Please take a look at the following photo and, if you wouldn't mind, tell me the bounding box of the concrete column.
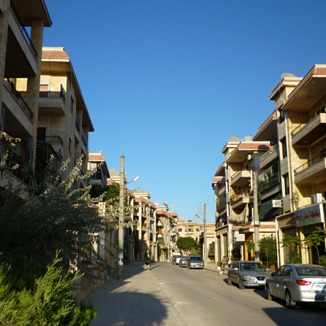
[0,0,10,109]
[26,19,44,169]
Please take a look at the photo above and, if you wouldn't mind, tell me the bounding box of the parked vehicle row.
[228,261,326,308]
[172,255,204,269]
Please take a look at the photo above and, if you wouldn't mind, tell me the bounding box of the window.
[283,173,289,195]
[280,138,287,159]
[70,96,74,115]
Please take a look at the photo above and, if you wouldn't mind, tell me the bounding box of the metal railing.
[294,154,326,175]
[4,79,33,119]
[291,110,325,137]
[258,173,280,193]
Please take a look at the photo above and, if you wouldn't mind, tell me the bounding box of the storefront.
[276,203,326,265]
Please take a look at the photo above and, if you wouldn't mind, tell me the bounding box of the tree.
[259,236,277,268]
[303,227,326,265]
[176,237,199,255]
[245,240,255,260]
[0,155,105,288]
[282,235,302,263]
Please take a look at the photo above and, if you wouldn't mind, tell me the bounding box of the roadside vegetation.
[0,131,124,325]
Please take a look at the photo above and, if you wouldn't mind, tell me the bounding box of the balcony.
[39,86,66,115]
[259,145,279,169]
[258,199,282,221]
[294,154,326,185]
[230,170,250,187]
[230,190,252,209]
[2,82,34,138]
[5,7,38,77]
[258,172,280,193]
[291,112,326,146]
[217,192,226,211]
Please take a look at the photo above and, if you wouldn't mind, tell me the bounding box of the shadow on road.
[90,262,168,326]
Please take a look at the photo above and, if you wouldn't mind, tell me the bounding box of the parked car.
[187,256,204,269]
[179,256,188,268]
[172,255,181,265]
[228,261,270,289]
[265,264,326,308]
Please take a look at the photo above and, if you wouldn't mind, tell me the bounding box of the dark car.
[228,261,270,289]
[179,256,188,268]
[187,256,204,269]
[266,264,326,308]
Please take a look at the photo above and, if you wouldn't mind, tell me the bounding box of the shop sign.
[294,203,324,227]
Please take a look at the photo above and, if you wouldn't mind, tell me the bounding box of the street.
[90,262,326,326]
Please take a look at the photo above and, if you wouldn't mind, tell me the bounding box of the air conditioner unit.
[272,199,283,208]
[311,193,323,204]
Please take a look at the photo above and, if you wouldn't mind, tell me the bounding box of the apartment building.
[213,137,274,262]
[269,66,326,265]
[36,47,94,182]
[0,0,51,197]
[213,65,326,267]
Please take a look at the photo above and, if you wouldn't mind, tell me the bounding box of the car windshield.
[295,266,326,276]
[190,257,202,261]
[240,263,264,271]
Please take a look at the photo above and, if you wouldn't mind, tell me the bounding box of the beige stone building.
[37,47,94,182]
[213,65,326,267]
[269,66,326,265]
[0,0,51,197]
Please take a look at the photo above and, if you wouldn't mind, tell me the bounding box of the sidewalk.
[89,262,185,326]
[205,263,227,275]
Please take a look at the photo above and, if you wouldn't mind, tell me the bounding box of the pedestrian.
[145,256,151,270]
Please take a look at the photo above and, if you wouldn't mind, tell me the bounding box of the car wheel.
[266,285,273,301]
[227,276,232,286]
[238,279,245,290]
[285,290,296,308]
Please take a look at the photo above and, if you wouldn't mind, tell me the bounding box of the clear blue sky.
[44,0,326,223]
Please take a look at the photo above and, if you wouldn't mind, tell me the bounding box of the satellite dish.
[228,136,240,142]
[281,72,297,78]
[243,136,252,141]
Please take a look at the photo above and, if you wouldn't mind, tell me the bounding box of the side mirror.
[234,267,238,271]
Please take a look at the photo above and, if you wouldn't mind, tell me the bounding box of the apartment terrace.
[294,154,326,185]
[291,109,326,146]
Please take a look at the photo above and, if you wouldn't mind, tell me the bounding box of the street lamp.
[195,203,207,267]
[118,155,140,278]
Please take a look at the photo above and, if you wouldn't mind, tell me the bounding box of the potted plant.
[216,261,222,271]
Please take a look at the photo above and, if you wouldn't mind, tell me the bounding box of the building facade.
[0,0,51,197]
[213,66,326,267]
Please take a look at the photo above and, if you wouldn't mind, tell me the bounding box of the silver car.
[187,256,204,269]
[266,264,326,308]
[228,261,270,289]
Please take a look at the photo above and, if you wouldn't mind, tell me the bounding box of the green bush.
[0,253,96,325]
[320,255,326,267]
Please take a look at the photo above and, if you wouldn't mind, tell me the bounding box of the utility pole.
[118,155,125,278]
[203,203,207,267]
[253,170,260,261]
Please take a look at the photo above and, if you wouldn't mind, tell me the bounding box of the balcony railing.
[258,173,280,193]
[258,199,282,221]
[294,153,326,175]
[230,189,251,204]
[4,79,33,120]
[291,108,326,137]
[10,3,37,57]
[217,193,226,210]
